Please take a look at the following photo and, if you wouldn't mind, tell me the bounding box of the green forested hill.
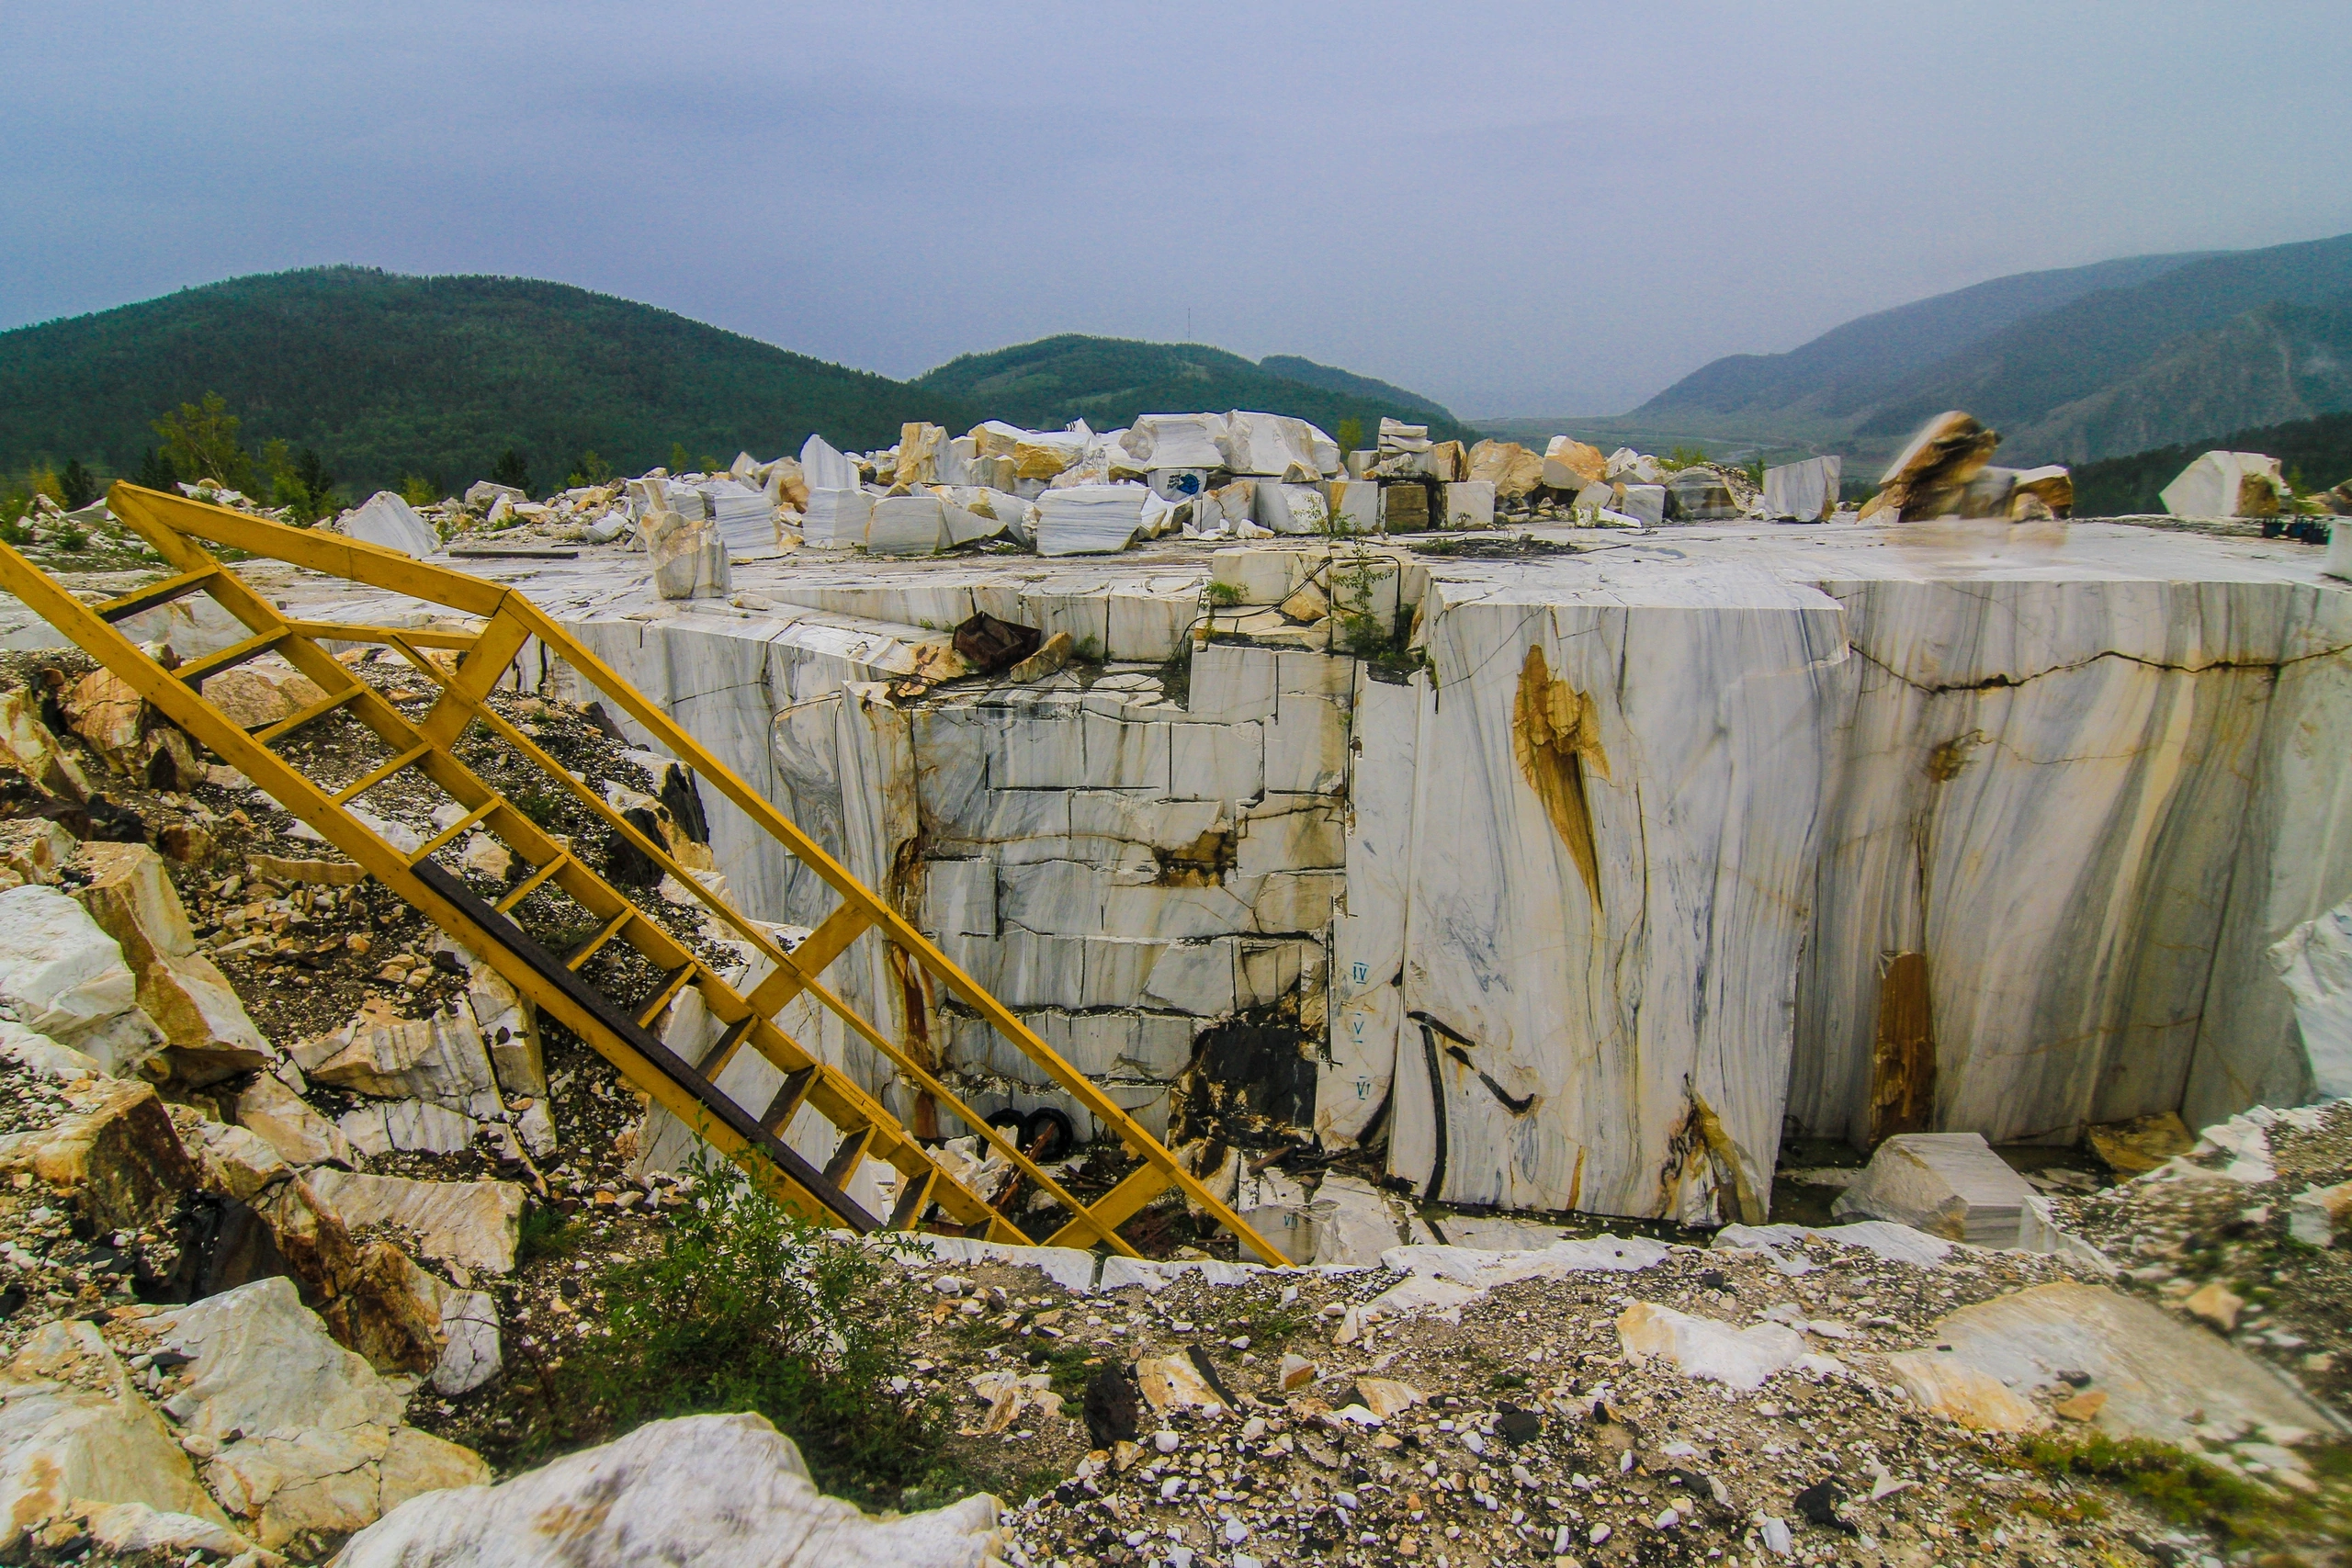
[914,334,1476,445]
[0,266,979,494]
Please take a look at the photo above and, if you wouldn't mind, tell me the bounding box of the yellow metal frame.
[0,484,1282,1263]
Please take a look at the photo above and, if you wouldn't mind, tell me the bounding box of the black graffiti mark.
[1409,1010,1536,1114]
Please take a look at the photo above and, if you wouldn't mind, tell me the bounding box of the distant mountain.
[1255,355,1455,422]
[1640,251,2212,423]
[2069,411,2352,517]
[1633,233,2352,467]
[0,266,978,494]
[914,335,1476,445]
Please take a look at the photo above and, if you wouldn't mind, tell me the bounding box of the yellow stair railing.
[0,483,1282,1264]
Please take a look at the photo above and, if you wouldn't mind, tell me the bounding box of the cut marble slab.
[1124,413,1227,471]
[2161,450,2284,519]
[798,432,859,491]
[866,494,948,557]
[1763,457,1841,522]
[1035,486,1145,557]
[800,487,872,548]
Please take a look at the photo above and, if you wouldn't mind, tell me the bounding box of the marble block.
[339,491,437,558]
[867,494,948,556]
[799,432,859,491]
[1035,485,1145,557]
[1442,480,1496,530]
[1221,412,1338,479]
[699,479,780,556]
[1125,413,1227,471]
[800,487,872,548]
[1831,1133,2033,1247]
[1617,483,1668,527]
[1325,479,1380,534]
[1253,482,1330,536]
[2160,451,2286,519]
[1763,457,1840,522]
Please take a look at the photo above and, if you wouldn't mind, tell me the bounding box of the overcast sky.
[7,2,2348,417]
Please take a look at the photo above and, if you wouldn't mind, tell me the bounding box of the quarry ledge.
[6,513,2346,1231]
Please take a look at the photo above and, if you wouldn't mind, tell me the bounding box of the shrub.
[2016,1430,2312,1549]
[557,1151,943,1505]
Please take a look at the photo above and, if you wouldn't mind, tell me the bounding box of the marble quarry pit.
[19,515,2349,1228]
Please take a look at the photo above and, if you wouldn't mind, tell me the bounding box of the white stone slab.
[338,491,438,558]
[1763,457,1841,522]
[866,494,948,557]
[1035,484,1145,556]
[799,487,871,548]
[1832,1133,2034,1246]
[1441,480,1496,530]
[2160,450,2284,518]
[798,432,859,491]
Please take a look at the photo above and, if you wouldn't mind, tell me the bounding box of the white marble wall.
[526,531,2352,1225]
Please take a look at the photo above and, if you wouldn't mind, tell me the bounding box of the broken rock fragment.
[0,1319,232,1552]
[337,491,439,558]
[0,885,164,1074]
[334,1412,1003,1568]
[1859,411,2001,521]
[1831,1132,2033,1246]
[1615,1302,1807,1392]
[2161,450,2287,519]
[71,841,271,1084]
[128,1276,490,1551]
[306,1168,524,1274]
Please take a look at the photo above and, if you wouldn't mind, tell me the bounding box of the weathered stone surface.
[130,1278,489,1550]
[338,491,438,558]
[334,1412,1003,1568]
[62,671,144,763]
[237,1069,356,1168]
[1541,436,1607,491]
[0,1320,229,1551]
[1832,1133,2033,1246]
[339,1099,476,1156]
[646,509,730,599]
[2268,893,2352,1098]
[173,1109,443,1374]
[202,658,327,732]
[1882,1351,2047,1432]
[1308,1173,1404,1266]
[0,689,89,800]
[296,997,499,1115]
[306,1169,524,1274]
[2161,450,2287,519]
[1035,485,1145,557]
[0,1075,197,1232]
[82,1500,262,1561]
[433,1290,501,1397]
[72,841,269,1084]
[1763,457,1841,522]
[0,818,76,889]
[1859,411,2000,522]
[1466,439,1544,499]
[1918,1280,2332,1446]
[1616,1302,1807,1391]
[0,885,163,1073]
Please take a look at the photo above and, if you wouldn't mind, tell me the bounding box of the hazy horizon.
[8,2,2348,419]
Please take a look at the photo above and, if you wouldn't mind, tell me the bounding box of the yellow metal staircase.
[0,484,1283,1264]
